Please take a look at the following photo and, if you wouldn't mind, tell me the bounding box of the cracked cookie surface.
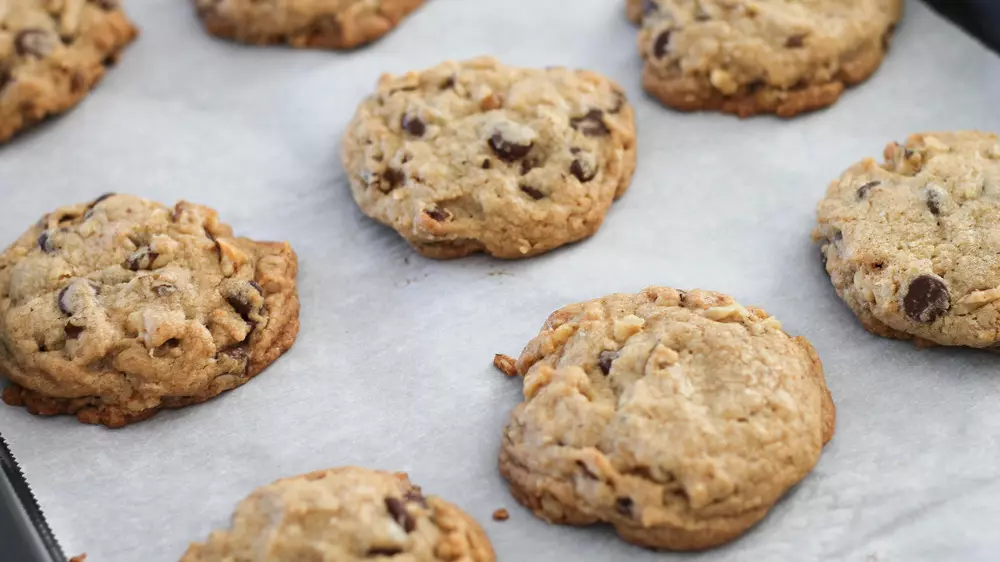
[815,131,1000,348]
[341,56,637,259]
[0,194,299,427]
[637,0,902,117]
[193,0,424,49]
[180,466,496,562]
[499,287,835,550]
[0,0,137,142]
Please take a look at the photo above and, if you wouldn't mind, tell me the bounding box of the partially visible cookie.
[341,56,637,259]
[815,131,1000,348]
[0,0,138,143]
[0,194,299,427]
[499,287,835,550]
[638,0,902,118]
[626,0,651,23]
[193,0,425,50]
[180,466,496,562]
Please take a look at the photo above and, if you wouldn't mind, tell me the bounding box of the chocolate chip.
[376,168,405,193]
[425,207,449,222]
[904,275,950,323]
[856,180,881,199]
[125,249,159,271]
[221,345,248,362]
[481,159,492,169]
[570,109,610,137]
[616,497,634,517]
[154,284,176,297]
[520,186,545,200]
[227,295,254,322]
[598,350,618,375]
[401,114,426,137]
[64,324,84,339]
[441,76,455,90]
[385,497,415,533]
[249,280,263,295]
[653,30,671,58]
[367,547,403,556]
[609,92,627,114]
[520,159,536,176]
[0,70,10,92]
[785,34,806,48]
[488,132,533,162]
[926,191,942,215]
[15,29,55,58]
[747,79,766,94]
[57,286,73,315]
[37,231,53,253]
[570,159,597,183]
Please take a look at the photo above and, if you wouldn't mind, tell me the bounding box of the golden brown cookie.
[0,0,138,143]
[0,194,299,427]
[499,287,835,550]
[341,56,637,259]
[180,467,496,562]
[815,131,1000,348]
[638,0,902,118]
[193,0,425,50]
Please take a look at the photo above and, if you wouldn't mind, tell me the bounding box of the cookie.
[341,56,637,259]
[194,0,425,50]
[180,466,496,562]
[626,0,652,23]
[638,0,902,118]
[815,131,1000,348]
[499,287,835,550]
[0,194,299,427]
[0,0,137,143]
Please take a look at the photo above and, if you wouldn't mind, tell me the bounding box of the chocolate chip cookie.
[193,0,424,50]
[499,287,835,550]
[341,56,637,259]
[0,0,137,143]
[180,466,496,562]
[0,194,299,427]
[638,0,902,118]
[815,131,1000,348]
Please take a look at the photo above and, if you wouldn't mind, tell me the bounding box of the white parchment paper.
[1,1,1000,560]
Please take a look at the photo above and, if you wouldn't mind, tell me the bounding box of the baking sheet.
[1,1,999,560]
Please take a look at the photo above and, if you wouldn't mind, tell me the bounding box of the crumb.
[488,270,511,277]
[492,508,509,521]
[69,555,87,562]
[493,354,518,377]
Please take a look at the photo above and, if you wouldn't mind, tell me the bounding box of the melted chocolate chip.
[609,92,627,114]
[385,497,415,533]
[616,497,634,517]
[37,231,53,253]
[598,350,618,375]
[481,159,492,169]
[653,30,672,58]
[520,159,536,176]
[15,29,54,58]
[367,547,403,556]
[64,324,84,339]
[227,295,254,322]
[488,132,533,162]
[904,275,950,323]
[57,286,73,315]
[570,109,610,137]
[249,280,263,295]
[785,34,806,48]
[378,168,405,193]
[400,114,426,137]
[856,180,881,200]
[125,250,159,271]
[441,76,456,90]
[425,207,449,222]
[221,345,249,362]
[154,284,176,297]
[570,159,597,183]
[520,186,545,200]
[926,191,942,215]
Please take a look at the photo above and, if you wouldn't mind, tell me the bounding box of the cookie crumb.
[69,555,87,562]
[492,508,510,521]
[493,354,517,377]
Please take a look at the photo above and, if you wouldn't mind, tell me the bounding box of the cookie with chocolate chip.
[180,466,496,562]
[638,0,902,118]
[815,131,1000,348]
[0,194,299,427]
[499,287,835,550]
[341,56,637,259]
[193,0,424,50]
[0,0,137,143]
